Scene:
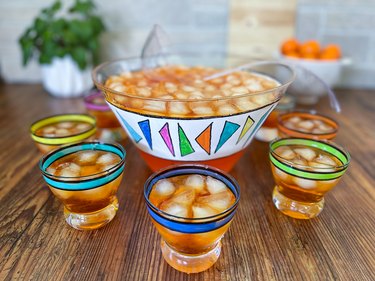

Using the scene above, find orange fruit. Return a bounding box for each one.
[284,51,300,58]
[319,44,341,60]
[281,38,300,55]
[300,40,320,58]
[301,53,318,60]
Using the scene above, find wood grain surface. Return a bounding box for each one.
[0,84,374,281]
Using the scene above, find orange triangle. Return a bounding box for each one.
[195,123,212,155]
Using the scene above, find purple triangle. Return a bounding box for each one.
[159,123,175,156]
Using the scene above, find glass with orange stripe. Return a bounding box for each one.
[277,111,338,140]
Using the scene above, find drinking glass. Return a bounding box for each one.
[39,141,126,230]
[30,114,96,153]
[270,138,350,219]
[144,164,240,273]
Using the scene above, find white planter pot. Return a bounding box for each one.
[41,56,93,98]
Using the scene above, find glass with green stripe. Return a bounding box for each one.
[39,141,126,230]
[269,138,350,219]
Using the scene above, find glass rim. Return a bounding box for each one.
[269,137,350,172]
[39,141,126,181]
[277,110,339,136]
[30,113,97,144]
[143,164,240,223]
[92,56,296,103]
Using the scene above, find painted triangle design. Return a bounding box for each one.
[236,116,254,144]
[159,123,175,156]
[214,121,240,153]
[195,123,212,155]
[138,120,152,150]
[243,105,275,147]
[178,124,195,157]
[114,110,142,143]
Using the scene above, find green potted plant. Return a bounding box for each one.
[19,0,106,97]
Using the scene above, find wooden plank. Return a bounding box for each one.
[228,0,297,59]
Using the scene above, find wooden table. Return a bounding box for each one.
[0,84,374,281]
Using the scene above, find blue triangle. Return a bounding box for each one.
[138,120,152,149]
[214,121,240,153]
[114,110,142,143]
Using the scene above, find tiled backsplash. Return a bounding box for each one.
[0,0,228,83]
[296,0,375,88]
[0,0,374,88]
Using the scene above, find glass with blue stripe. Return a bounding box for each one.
[144,164,240,274]
[39,141,126,230]
[269,138,350,219]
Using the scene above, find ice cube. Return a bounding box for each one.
[275,146,296,160]
[159,95,174,100]
[131,99,144,108]
[112,84,126,92]
[175,92,189,99]
[315,154,337,166]
[192,203,218,218]
[308,162,335,172]
[59,163,81,177]
[251,95,269,106]
[206,176,227,194]
[185,175,205,192]
[97,153,119,165]
[190,91,204,99]
[319,123,334,133]
[55,128,69,136]
[220,83,232,90]
[42,126,55,134]
[205,85,216,92]
[57,122,74,129]
[294,148,316,161]
[294,177,317,189]
[46,166,56,175]
[231,86,248,94]
[312,120,324,126]
[143,101,166,113]
[284,121,297,130]
[76,123,91,131]
[228,79,241,86]
[170,188,195,205]
[217,104,237,115]
[191,106,214,116]
[168,102,190,115]
[297,120,315,131]
[246,82,263,92]
[197,191,234,212]
[75,151,99,165]
[154,179,176,197]
[160,202,188,217]
[292,158,308,166]
[288,116,301,124]
[274,167,289,180]
[182,85,196,92]
[136,87,152,97]
[235,99,259,111]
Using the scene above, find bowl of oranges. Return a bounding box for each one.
[279,38,350,104]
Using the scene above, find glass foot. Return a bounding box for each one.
[64,197,119,230]
[273,186,324,219]
[160,240,221,274]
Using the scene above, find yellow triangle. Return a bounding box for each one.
[237,116,254,143]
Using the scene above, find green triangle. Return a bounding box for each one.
[178,124,195,157]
